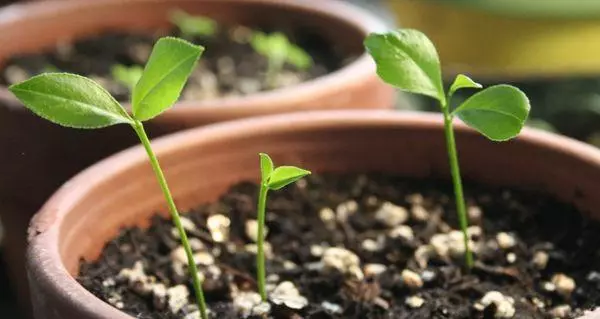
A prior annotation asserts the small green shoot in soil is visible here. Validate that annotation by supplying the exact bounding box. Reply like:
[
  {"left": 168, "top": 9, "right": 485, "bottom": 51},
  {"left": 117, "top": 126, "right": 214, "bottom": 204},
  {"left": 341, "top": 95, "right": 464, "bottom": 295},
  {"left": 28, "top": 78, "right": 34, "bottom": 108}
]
[
  {"left": 256, "top": 153, "right": 310, "bottom": 301},
  {"left": 365, "top": 29, "right": 530, "bottom": 269},
  {"left": 9, "top": 37, "right": 209, "bottom": 318},
  {"left": 250, "top": 31, "right": 313, "bottom": 88},
  {"left": 42, "top": 64, "right": 60, "bottom": 74},
  {"left": 170, "top": 9, "right": 218, "bottom": 39},
  {"left": 111, "top": 64, "right": 143, "bottom": 91}
]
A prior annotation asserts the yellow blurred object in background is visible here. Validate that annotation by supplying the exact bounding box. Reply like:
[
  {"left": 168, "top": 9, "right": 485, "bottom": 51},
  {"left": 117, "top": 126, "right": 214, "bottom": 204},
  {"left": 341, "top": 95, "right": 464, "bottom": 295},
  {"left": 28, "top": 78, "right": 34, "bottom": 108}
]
[{"left": 388, "top": 1, "right": 600, "bottom": 79}]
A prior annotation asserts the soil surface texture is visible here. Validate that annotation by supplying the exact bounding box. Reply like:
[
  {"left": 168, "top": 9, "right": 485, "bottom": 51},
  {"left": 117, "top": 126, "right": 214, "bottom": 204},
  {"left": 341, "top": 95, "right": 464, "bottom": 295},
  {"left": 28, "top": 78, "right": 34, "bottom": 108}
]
[
  {"left": 79, "top": 173, "right": 600, "bottom": 319},
  {"left": 2, "top": 21, "right": 348, "bottom": 103}
]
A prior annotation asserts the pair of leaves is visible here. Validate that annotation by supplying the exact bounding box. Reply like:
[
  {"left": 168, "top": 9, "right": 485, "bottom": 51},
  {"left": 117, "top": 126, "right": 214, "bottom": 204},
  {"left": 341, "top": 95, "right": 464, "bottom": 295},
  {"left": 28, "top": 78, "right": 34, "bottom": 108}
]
[
  {"left": 251, "top": 32, "right": 313, "bottom": 70},
  {"left": 364, "top": 29, "right": 530, "bottom": 141},
  {"left": 169, "top": 9, "right": 218, "bottom": 38},
  {"left": 9, "top": 37, "right": 204, "bottom": 129},
  {"left": 259, "top": 153, "right": 311, "bottom": 190}
]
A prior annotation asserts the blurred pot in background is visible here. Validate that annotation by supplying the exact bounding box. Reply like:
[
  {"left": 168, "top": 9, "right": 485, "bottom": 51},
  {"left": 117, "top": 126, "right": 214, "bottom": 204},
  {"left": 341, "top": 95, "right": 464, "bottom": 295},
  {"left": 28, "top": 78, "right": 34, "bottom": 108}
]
[{"left": 388, "top": 0, "right": 600, "bottom": 143}]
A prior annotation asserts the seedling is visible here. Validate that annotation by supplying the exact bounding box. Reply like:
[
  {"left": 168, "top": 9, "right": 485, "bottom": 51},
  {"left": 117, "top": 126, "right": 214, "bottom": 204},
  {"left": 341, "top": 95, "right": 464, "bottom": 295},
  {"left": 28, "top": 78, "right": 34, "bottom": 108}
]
[
  {"left": 42, "top": 64, "right": 60, "bottom": 74},
  {"left": 170, "top": 9, "right": 218, "bottom": 39},
  {"left": 250, "top": 31, "right": 313, "bottom": 88},
  {"left": 111, "top": 64, "right": 143, "bottom": 91},
  {"left": 256, "top": 153, "right": 310, "bottom": 301},
  {"left": 365, "top": 29, "right": 530, "bottom": 268},
  {"left": 9, "top": 37, "right": 209, "bottom": 318}
]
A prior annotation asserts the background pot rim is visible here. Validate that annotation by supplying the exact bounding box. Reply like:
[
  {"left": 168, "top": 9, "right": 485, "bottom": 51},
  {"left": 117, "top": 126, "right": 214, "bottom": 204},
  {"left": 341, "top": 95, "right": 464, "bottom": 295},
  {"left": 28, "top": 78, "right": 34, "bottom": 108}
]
[
  {"left": 0, "top": 0, "right": 388, "bottom": 114},
  {"left": 26, "top": 109, "right": 600, "bottom": 318}
]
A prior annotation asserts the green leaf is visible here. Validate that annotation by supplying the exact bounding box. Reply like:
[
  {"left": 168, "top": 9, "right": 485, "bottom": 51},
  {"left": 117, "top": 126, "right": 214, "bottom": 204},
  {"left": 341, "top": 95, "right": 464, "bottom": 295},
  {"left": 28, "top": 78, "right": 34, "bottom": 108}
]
[
  {"left": 364, "top": 29, "right": 445, "bottom": 104},
  {"left": 250, "top": 32, "right": 312, "bottom": 70},
  {"left": 111, "top": 64, "right": 143, "bottom": 90},
  {"left": 9, "top": 73, "right": 132, "bottom": 129},
  {"left": 449, "top": 74, "right": 482, "bottom": 97},
  {"left": 251, "top": 32, "right": 287, "bottom": 62},
  {"left": 259, "top": 153, "right": 274, "bottom": 182},
  {"left": 267, "top": 166, "right": 311, "bottom": 190},
  {"left": 452, "top": 85, "right": 530, "bottom": 141},
  {"left": 170, "top": 9, "right": 217, "bottom": 38},
  {"left": 287, "top": 45, "right": 313, "bottom": 70},
  {"left": 132, "top": 37, "right": 204, "bottom": 121}
]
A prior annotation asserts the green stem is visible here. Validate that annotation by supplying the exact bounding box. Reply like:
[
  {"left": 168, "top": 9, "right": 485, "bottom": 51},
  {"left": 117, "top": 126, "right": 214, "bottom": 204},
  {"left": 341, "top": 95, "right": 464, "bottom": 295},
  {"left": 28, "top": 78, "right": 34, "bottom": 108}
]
[
  {"left": 265, "top": 58, "right": 283, "bottom": 89},
  {"left": 132, "top": 120, "right": 208, "bottom": 319},
  {"left": 256, "top": 184, "right": 269, "bottom": 301},
  {"left": 441, "top": 108, "right": 474, "bottom": 269}
]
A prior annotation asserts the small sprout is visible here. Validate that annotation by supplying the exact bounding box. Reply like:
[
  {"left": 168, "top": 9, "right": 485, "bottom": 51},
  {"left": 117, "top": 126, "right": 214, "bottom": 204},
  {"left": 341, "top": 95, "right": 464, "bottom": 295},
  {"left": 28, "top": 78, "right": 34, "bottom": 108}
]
[
  {"left": 169, "top": 9, "right": 218, "bottom": 39},
  {"left": 255, "top": 153, "right": 310, "bottom": 301},
  {"left": 365, "top": 29, "right": 530, "bottom": 268},
  {"left": 42, "top": 64, "right": 60, "bottom": 74},
  {"left": 250, "top": 31, "right": 313, "bottom": 88},
  {"left": 9, "top": 37, "right": 209, "bottom": 319},
  {"left": 111, "top": 64, "right": 143, "bottom": 91}
]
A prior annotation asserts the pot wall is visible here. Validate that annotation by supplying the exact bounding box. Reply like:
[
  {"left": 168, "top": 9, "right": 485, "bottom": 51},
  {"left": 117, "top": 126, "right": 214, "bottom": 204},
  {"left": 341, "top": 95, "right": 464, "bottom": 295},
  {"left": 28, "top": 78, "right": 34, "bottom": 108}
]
[
  {"left": 26, "top": 110, "right": 600, "bottom": 318},
  {"left": 0, "top": 0, "right": 393, "bottom": 316}
]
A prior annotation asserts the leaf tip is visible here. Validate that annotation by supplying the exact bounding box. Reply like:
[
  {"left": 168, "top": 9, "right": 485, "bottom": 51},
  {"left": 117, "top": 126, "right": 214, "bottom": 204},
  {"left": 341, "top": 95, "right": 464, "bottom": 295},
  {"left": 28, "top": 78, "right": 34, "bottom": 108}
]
[{"left": 159, "top": 36, "right": 206, "bottom": 54}]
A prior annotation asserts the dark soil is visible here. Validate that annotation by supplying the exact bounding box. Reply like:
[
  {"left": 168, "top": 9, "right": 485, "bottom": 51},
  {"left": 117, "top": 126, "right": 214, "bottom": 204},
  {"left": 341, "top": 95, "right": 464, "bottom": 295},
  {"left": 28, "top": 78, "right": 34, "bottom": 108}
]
[
  {"left": 78, "top": 173, "right": 600, "bottom": 318},
  {"left": 1, "top": 23, "right": 348, "bottom": 103}
]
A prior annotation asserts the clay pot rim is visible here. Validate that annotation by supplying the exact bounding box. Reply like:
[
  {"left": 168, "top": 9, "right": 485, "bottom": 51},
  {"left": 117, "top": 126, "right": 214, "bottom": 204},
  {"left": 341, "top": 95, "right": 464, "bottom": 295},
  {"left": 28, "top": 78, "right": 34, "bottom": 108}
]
[
  {"left": 27, "top": 109, "right": 600, "bottom": 318},
  {"left": 0, "top": 0, "right": 387, "bottom": 113}
]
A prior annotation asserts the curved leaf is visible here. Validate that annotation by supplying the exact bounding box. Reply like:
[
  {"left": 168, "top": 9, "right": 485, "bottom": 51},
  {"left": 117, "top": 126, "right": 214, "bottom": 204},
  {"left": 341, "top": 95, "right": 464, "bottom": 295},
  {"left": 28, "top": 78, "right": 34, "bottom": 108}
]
[
  {"left": 452, "top": 85, "right": 530, "bottom": 141},
  {"left": 287, "top": 45, "right": 313, "bottom": 70},
  {"left": 259, "top": 153, "right": 274, "bottom": 182},
  {"left": 169, "top": 9, "right": 217, "bottom": 38},
  {"left": 9, "top": 73, "right": 132, "bottom": 129},
  {"left": 364, "top": 29, "right": 445, "bottom": 104},
  {"left": 267, "top": 166, "right": 311, "bottom": 190},
  {"left": 449, "top": 74, "right": 482, "bottom": 97},
  {"left": 132, "top": 37, "right": 204, "bottom": 121}
]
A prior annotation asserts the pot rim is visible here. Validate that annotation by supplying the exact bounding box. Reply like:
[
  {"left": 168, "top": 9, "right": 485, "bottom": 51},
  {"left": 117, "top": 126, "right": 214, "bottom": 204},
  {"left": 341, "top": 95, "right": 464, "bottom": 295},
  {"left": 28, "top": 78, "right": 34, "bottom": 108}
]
[
  {"left": 27, "top": 109, "right": 600, "bottom": 318},
  {"left": 0, "top": 0, "right": 387, "bottom": 114}
]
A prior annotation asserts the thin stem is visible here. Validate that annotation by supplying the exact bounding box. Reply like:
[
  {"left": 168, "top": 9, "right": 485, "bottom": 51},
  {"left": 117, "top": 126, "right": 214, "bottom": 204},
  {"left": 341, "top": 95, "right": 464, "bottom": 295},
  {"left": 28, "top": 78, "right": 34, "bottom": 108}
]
[
  {"left": 441, "top": 108, "right": 474, "bottom": 269},
  {"left": 132, "top": 120, "right": 208, "bottom": 319},
  {"left": 256, "top": 184, "right": 269, "bottom": 301}
]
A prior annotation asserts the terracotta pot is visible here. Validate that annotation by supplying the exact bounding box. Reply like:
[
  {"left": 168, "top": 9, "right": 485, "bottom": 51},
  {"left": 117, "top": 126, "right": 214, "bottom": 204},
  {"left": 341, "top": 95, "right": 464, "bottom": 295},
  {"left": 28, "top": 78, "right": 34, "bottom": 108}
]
[
  {"left": 0, "top": 0, "right": 393, "bottom": 315},
  {"left": 27, "top": 110, "right": 600, "bottom": 318}
]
